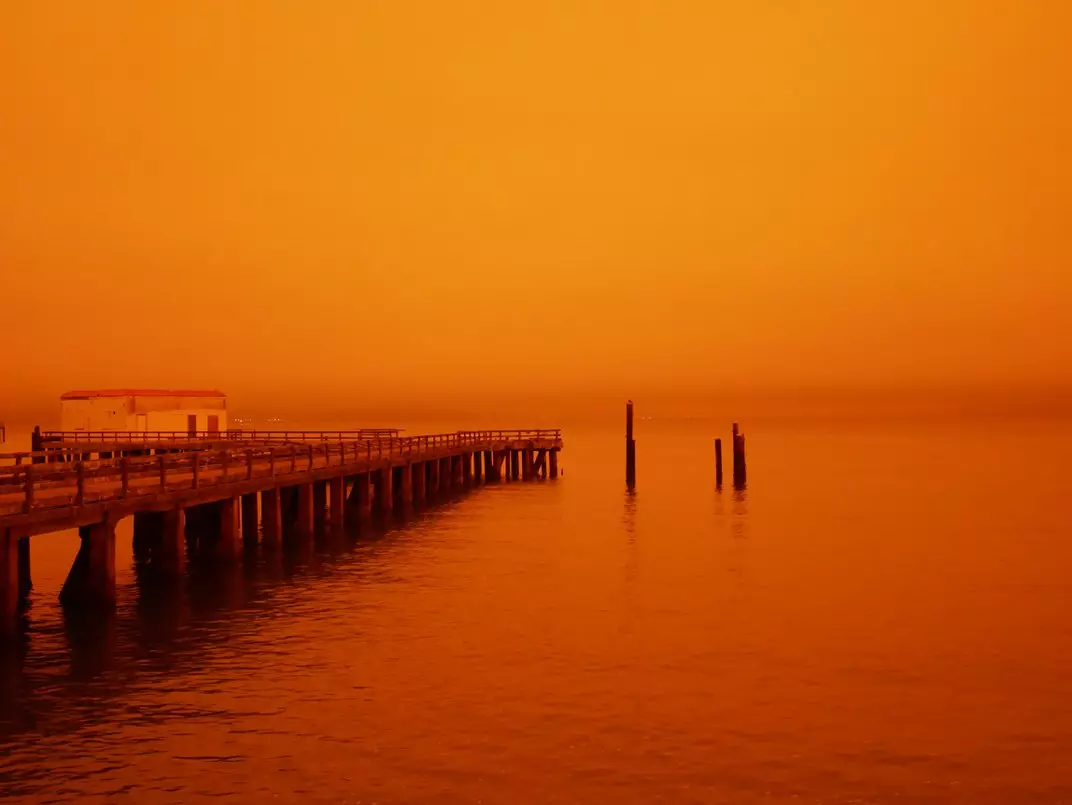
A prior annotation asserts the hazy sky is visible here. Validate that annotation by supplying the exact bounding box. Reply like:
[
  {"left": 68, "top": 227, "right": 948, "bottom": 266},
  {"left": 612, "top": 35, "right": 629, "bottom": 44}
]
[{"left": 3, "top": 1, "right": 1070, "bottom": 418}]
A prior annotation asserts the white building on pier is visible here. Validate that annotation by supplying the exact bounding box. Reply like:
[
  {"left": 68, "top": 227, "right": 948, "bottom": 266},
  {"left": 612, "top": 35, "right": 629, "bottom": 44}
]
[{"left": 60, "top": 389, "right": 228, "bottom": 434}]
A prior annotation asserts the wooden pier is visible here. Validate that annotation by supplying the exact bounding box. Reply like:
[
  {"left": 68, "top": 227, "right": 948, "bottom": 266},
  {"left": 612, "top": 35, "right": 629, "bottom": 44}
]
[{"left": 0, "top": 429, "right": 563, "bottom": 633}]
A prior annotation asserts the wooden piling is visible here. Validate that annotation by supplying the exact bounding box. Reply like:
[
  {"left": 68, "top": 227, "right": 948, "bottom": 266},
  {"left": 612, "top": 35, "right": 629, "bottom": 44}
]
[
  {"left": 216, "top": 497, "right": 242, "bottom": 560},
  {"left": 412, "top": 462, "right": 426, "bottom": 504},
  {"left": 379, "top": 466, "right": 394, "bottom": 512},
  {"left": 242, "top": 493, "right": 259, "bottom": 545},
  {"left": 297, "top": 483, "right": 315, "bottom": 535},
  {"left": 715, "top": 438, "right": 723, "bottom": 489},
  {"left": 329, "top": 477, "right": 346, "bottom": 527},
  {"left": 160, "top": 508, "right": 187, "bottom": 570},
  {"left": 262, "top": 490, "right": 283, "bottom": 545},
  {"left": 1, "top": 530, "right": 19, "bottom": 632},
  {"left": 313, "top": 480, "right": 328, "bottom": 529},
  {"left": 732, "top": 423, "right": 747, "bottom": 489},
  {"left": 625, "top": 401, "right": 636, "bottom": 489},
  {"left": 17, "top": 536, "right": 31, "bottom": 599},
  {"left": 549, "top": 449, "right": 559, "bottom": 479},
  {"left": 60, "top": 520, "right": 117, "bottom": 607}
]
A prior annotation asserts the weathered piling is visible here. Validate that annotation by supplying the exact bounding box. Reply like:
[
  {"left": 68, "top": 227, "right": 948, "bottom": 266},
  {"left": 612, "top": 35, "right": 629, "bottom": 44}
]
[
  {"left": 732, "top": 423, "right": 747, "bottom": 489},
  {"left": 625, "top": 401, "right": 636, "bottom": 489},
  {"left": 714, "top": 438, "right": 723, "bottom": 489}
]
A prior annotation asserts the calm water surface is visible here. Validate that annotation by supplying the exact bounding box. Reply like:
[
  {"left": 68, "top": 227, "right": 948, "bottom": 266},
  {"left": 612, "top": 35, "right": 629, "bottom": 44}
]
[{"left": 2, "top": 418, "right": 1071, "bottom": 803}]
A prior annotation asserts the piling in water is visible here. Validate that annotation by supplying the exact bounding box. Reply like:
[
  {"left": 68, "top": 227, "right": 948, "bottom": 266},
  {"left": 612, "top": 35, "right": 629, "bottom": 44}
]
[
  {"left": 715, "top": 438, "right": 723, "bottom": 489},
  {"left": 625, "top": 401, "right": 636, "bottom": 489},
  {"left": 732, "top": 423, "right": 747, "bottom": 489}
]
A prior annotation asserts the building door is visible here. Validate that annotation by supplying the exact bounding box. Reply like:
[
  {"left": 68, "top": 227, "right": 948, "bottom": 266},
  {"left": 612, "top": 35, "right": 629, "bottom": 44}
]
[
  {"left": 207, "top": 415, "right": 219, "bottom": 435},
  {"left": 188, "top": 414, "right": 197, "bottom": 437}
]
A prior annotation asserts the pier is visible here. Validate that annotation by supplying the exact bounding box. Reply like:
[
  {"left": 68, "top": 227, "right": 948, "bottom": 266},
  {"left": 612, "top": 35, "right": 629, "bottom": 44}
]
[{"left": 0, "top": 429, "right": 563, "bottom": 633}]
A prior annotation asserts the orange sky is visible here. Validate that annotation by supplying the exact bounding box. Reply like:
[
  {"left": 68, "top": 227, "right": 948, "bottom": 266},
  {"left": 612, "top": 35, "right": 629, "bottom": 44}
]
[{"left": 2, "top": 1, "right": 1070, "bottom": 419}]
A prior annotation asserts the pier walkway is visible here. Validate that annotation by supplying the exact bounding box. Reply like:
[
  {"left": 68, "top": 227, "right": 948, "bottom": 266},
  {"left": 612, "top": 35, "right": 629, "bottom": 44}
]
[{"left": 0, "top": 429, "right": 563, "bottom": 632}]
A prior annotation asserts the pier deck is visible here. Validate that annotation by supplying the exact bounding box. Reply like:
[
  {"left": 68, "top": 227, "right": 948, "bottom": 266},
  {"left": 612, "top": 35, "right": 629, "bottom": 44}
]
[{"left": 0, "top": 429, "right": 563, "bottom": 632}]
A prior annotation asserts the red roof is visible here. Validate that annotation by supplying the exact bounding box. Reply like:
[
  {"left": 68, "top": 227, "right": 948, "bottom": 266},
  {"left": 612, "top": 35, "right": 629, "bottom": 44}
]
[{"left": 61, "top": 389, "right": 226, "bottom": 400}]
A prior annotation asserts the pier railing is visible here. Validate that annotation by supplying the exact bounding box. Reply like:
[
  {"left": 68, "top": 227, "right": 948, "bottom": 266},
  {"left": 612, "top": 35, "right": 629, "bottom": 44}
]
[
  {"left": 0, "top": 430, "right": 563, "bottom": 515},
  {"left": 40, "top": 428, "right": 404, "bottom": 445}
]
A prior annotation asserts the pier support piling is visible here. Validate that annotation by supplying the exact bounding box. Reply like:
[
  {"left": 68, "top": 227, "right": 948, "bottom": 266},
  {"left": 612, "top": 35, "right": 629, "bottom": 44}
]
[
  {"left": 216, "top": 497, "right": 242, "bottom": 560},
  {"left": 313, "top": 481, "right": 328, "bottom": 530},
  {"left": 262, "top": 489, "right": 283, "bottom": 546},
  {"left": 1, "top": 530, "right": 19, "bottom": 632},
  {"left": 60, "top": 520, "right": 117, "bottom": 608},
  {"left": 296, "top": 483, "right": 315, "bottom": 537},
  {"left": 242, "top": 493, "right": 259, "bottom": 545},
  {"left": 625, "top": 401, "right": 636, "bottom": 489},
  {"left": 550, "top": 449, "right": 559, "bottom": 479},
  {"left": 412, "top": 462, "right": 426, "bottom": 504},
  {"left": 401, "top": 464, "right": 414, "bottom": 505},
  {"left": 379, "top": 466, "right": 394, "bottom": 513},
  {"left": 160, "top": 508, "right": 187, "bottom": 570},
  {"left": 353, "top": 472, "right": 372, "bottom": 516},
  {"left": 17, "top": 536, "right": 31, "bottom": 599},
  {"left": 329, "top": 477, "right": 346, "bottom": 527},
  {"left": 715, "top": 438, "right": 724, "bottom": 489},
  {"left": 420, "top": 458, "right": 433, "bottom": 497}
]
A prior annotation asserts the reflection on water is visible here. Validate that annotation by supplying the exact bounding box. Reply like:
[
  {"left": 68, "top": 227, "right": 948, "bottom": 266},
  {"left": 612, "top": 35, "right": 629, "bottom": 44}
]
[{"left": 2, "top": 419, "right": 1072, "bottom": 804}]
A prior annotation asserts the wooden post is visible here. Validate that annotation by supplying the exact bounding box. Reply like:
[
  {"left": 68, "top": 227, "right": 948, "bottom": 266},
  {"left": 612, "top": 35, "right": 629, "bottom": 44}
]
[
  {"left": 715, "top": 438, "right": 723, "bottom": 489},
  {"left": 31, "top": 426, "right": 43, "bottom": 464},
  {"left": 158, "top": 454, "right": 167, "bottom": 490},
  {"left": 120, "top": 456, "right": 130, "bottom": 497},
  {"left": 329, "top": 476, "right": 346, "bottom": 527},
  {"left": 412, "top": 462, "right": 426, "bottom": 504},
  {"left": 241, "top": 493, "right": 259, "bottom": 545},
  {"left": 625, "top": 401, "right": 636, "bottom": 489},
  {"left": 216, "top": 496, "right": 242, "bottom": 559},
  {"left": 22, "top": 465, "right": 34, "bottom": 513},
  {"left": 76, "top": 461, "right": 86, "bottom": 504},
  {"left": 297, "top": 483, "right": 315, "bottom": 536},
  {"left": 732, "top": 423, "right": 747, "bottom": 490},
  {"left": 401, "top": 463, "right": 414, "bottom": 505},
  {"left": 355, "top": 472, "right": 372, "bottom": 517},
  {"left": 192, "top": 453, "right": 201, "bottom": 489},
  {"left": 313, "top": 480, "right": 328, "bottom": 529},
  {"left": 160, "top": 508, "right": 187, "bottom": 571},
  {"left": 427, "top": 458, "right": 439, "bottom": 494},
  {"left": 60, "top": 520, "right": 117, "bottom": 608},
  {"left": 1, "top": 530, "right": 19, "bottom": 633},
  {"left": 379, "top": 466, "right": 394, "bottom": 512},
  {"left": 549, "top": 449, "right": 559, "bottom": 479},
  {"left": 462, "top": 453, "right": 472, "bottom": 485},
  {"left": 17, "top": 536, "right": 31, "bottom": 599},
  {"left": 261, "top": 489, "right": 283, "bottom": 546}
]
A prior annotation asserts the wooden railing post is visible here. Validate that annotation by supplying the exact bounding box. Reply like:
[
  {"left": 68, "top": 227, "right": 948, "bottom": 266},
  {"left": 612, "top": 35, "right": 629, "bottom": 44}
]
[
  {"left": 192, "top": 452, "right": 201, "bottom": 489},
  {"left": 246, "top": 449, "right": 254, "bottom": 480},
  {"left": 159, "top": 454, "right": 167, "bottom": 490},
  {"left": 121, "top": 456, "right": 130, "bottom": 497},
  {"left": 220, "top": 449, "right": 229, "bottom": 485},
  {"left": 76, "top": 461, "right": 86, "bottom": 504},
  {"left": 291, "top": 447, "right": 297, "bottom": 473},
  {"left": 269, "top": 448, "right": 276, "bottom": 478},
  {"left": 22, "top": 465, "right": 34, "bottom": 512},
  {"left": 307, "top": 444, "right": 314, "bottom": 470}
]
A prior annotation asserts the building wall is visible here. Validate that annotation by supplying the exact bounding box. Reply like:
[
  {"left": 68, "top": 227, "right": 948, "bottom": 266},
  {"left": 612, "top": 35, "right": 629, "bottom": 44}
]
[
  {"left": 145, "top": 409, "right": 229, "bottom": 433},
  {"left": 60, "top": 396, "right": 228, "bottom": 432},
  {"left": 60, "top": 398, "right": 133, "bottom": 431}
]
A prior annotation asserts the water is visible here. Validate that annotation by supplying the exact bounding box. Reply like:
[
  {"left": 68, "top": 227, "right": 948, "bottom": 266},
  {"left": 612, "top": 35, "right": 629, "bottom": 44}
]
[{"left": 2, "top": 417, "right": 1071, "bottom": 803}]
